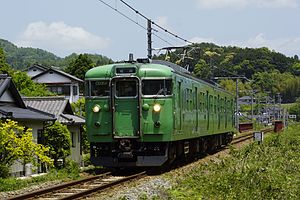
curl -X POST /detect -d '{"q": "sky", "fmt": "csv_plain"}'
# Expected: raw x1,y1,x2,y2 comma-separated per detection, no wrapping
0,0,300,61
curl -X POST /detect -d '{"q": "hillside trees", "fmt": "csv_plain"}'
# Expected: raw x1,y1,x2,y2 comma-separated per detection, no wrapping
0,39,61,70
0,48,53,96
0,120,52,178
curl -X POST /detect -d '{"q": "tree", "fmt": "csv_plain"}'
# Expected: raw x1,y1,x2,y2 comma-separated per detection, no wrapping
194,59,212,80
1,48,53,97
44,122,71,168
12,71,53,96
65,54,95,81
0,120,52,178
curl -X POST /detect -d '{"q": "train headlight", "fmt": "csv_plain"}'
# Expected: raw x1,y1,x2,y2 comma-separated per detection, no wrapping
92,105,101,113
153,104,161,112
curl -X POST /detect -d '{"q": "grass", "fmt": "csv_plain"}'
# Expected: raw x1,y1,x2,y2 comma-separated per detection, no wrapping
168,123,300,199
0,160,81,192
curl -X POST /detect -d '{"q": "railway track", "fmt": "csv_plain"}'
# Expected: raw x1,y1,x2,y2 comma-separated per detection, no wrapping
231,127,274,144
7,171,146,200
6,127,275,200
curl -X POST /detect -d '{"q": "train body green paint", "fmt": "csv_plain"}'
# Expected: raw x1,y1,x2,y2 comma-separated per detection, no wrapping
85,60,235,167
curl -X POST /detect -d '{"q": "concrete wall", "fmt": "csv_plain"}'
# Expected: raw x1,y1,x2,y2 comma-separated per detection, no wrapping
68,124,82,166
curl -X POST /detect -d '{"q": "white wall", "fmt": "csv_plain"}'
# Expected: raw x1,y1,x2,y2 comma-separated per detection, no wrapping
34,71,72,83
27,67,45,77
68,125,83,166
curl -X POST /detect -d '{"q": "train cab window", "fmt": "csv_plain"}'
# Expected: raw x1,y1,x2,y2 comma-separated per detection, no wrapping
142,80,172,96
91,80,110,97
116,81,137,97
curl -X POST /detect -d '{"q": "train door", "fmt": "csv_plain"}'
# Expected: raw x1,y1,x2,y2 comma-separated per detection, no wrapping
195,87,198,131
111,78,140,138
218,95,220,130
206,91,209,130
177,81,182,130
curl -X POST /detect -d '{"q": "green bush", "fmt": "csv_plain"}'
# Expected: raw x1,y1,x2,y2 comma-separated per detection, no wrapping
0,165,9,178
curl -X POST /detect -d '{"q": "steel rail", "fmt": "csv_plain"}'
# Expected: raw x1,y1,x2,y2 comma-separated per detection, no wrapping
7,172,111,200
58,171,146,200
231,127,274,145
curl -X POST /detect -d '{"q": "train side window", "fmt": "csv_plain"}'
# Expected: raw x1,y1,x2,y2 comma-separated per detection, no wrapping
91,80,110,97
142,79,172,96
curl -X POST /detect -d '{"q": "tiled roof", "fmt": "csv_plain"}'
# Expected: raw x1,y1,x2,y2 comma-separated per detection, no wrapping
23,97,85,125
0,105,55,121
0,74,56,122
0,74,26,108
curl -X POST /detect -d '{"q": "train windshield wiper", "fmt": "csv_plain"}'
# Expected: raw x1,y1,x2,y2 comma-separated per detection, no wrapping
154,88,164,98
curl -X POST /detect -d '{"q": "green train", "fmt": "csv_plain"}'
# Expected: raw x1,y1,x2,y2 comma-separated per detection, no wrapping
85,58,235,167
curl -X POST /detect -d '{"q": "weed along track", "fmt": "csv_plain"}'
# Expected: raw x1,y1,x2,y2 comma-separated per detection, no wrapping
7,171,146,200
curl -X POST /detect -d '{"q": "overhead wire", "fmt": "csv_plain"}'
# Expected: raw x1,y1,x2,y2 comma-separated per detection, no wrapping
119,0,194,45
97,0,175,47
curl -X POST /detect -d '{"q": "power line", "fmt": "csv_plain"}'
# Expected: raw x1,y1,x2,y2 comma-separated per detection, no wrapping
97,0,146,31
119,0,194,45
97,0,175,47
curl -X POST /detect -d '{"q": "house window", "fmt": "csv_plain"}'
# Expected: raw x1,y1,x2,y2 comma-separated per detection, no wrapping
37,129,44,144
73,85,78,95
48,85,70,95
71,132,76,148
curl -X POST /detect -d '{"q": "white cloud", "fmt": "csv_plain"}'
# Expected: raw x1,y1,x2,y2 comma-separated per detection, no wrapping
189,36,216,43
155,16,169,28
15,21,110,56
230,33,300,56
196,0,298,9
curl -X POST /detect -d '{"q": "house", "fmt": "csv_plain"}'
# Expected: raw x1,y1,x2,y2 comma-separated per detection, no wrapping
0,74,56,177
25,64,83,103
23,97,85,166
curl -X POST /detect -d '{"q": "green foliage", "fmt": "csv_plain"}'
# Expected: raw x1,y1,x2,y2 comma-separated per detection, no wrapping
62,159,80,179
64,54,95,81
289,98,300,121
0,39,61,70
193,59,211,80
71,97,85,117
0,48,53,97
155,43,300,102
0,120,53,178
0,39,113,70
169,124,300,199
12,71,53,96
0,167,81,192
44,122,71,168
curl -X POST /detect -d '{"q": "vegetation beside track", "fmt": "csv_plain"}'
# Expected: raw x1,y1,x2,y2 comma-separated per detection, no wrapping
0,160,80,192
168,123,300,199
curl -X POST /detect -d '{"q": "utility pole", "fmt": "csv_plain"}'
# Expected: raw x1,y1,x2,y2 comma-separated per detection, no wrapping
214,76,249,131
147,19,152,59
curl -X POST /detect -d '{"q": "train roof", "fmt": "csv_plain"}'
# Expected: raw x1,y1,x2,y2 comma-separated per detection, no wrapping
85,61,173,79
85,59,233,96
